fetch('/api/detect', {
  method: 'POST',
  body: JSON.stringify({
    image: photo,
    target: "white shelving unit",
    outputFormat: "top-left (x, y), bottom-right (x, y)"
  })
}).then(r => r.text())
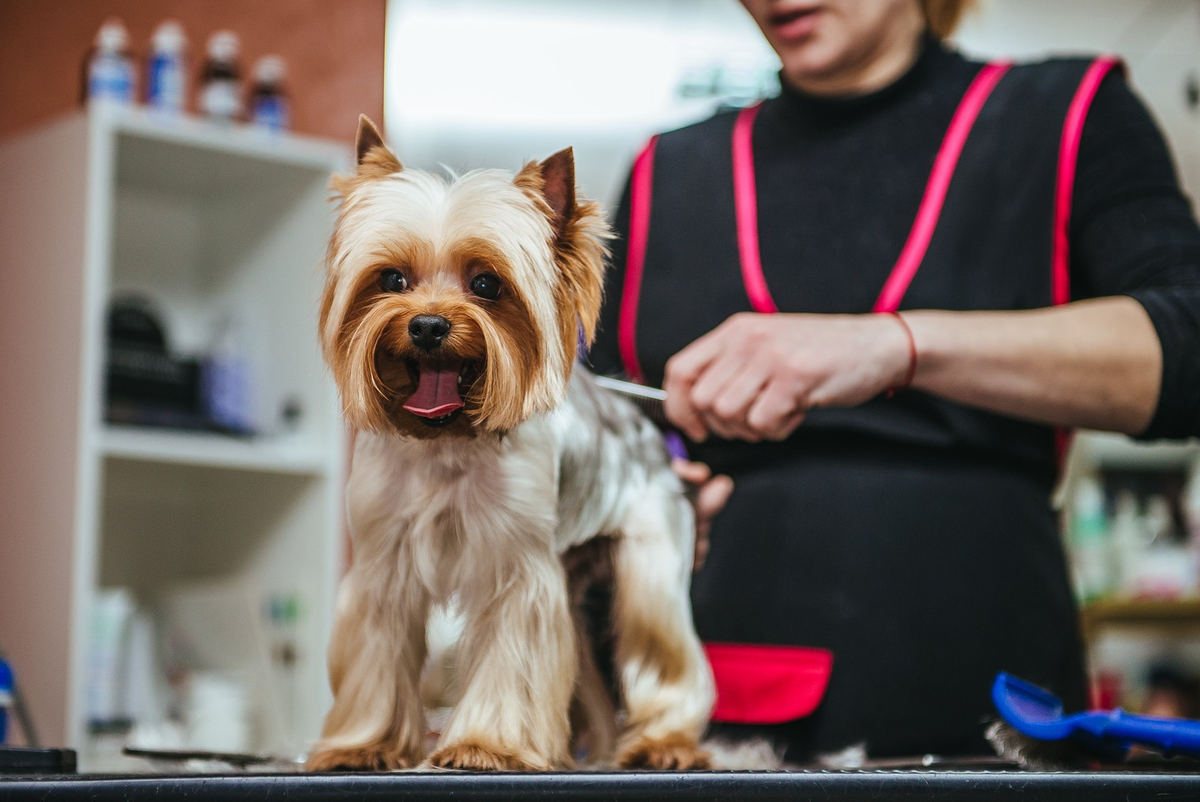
top-left (0, 106), bottom-right (349, 765)
top-left (1070, 431), bottom-right (1200, 473)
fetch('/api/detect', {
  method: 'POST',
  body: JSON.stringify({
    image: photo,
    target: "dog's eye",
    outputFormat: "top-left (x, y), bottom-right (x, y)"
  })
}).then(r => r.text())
top-left (380, 269), bottom-right (408, 293)
top-left (470, 273), bottom-right (501, 300)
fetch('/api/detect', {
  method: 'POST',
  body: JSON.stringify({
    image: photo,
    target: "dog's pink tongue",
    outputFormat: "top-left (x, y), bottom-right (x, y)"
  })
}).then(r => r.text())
top-left (403, 360), bottom-right (464, 418)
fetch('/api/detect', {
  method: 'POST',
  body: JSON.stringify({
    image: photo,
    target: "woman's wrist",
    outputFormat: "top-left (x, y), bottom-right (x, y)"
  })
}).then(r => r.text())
top-left (885, 312), bottom-right (918, 395)
top-left (892, 310), bottom-right (951, 393)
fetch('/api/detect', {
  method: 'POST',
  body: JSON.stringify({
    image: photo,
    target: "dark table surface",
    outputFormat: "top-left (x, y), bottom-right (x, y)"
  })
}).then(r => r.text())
top-left (4, 768), bottom-right (1200, 801)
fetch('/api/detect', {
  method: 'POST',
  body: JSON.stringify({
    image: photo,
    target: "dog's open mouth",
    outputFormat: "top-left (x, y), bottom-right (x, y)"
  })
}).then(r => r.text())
top-left (402, 358), bottom-right (480, 427)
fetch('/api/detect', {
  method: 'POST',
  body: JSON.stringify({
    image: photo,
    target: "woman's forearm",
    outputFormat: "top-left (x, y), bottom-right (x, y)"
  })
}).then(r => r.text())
top-left (904, 297), bottom-right (1162, 435)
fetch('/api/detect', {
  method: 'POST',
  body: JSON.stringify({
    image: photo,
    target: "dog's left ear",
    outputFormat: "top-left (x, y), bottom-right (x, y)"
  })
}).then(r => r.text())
top-left (355, 114), bottom-right (403, 177)
top-left (332, 115), bottom-right (403, 198)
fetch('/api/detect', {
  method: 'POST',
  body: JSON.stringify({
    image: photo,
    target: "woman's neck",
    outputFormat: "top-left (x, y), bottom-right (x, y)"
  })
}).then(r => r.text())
top-left (785, 20), bottom-right (926, 98)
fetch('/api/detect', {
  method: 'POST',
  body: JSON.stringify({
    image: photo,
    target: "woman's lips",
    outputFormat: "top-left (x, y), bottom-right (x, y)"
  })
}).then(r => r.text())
top-left (769, 6), bottom-right (823, 42)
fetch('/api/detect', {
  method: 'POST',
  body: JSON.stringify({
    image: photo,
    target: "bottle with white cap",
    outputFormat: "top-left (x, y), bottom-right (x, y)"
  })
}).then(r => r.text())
top-left (86, 18), bottom-right (136, 106)
top-left (250, 55), bottom-right (290, 133)
top-left (1185, 462), bottom-right (1200, 590)
top-left (199, 31), bottom-right (242, 122)
top-left (1069, 476), bottom-right (1112, 602)
top-left (147, 21), bottom-right (187, 116)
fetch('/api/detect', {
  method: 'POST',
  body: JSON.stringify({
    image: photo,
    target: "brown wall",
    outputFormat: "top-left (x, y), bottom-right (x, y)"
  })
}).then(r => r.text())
top-left (0, 0), bottom-right (385, 143)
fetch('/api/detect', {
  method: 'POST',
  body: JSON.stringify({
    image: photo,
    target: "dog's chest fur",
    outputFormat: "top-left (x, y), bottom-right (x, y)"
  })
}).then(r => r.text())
top-left (347, 369), bottom-right (682, 603)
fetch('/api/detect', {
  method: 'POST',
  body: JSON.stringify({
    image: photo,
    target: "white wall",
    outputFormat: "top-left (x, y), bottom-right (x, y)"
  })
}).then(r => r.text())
top-left (385, 0), bottom-right (777, 211)
top-left (954, 0), bottom-right (1200, 197)
top-left (386, 0), bottom-right (1200, 211)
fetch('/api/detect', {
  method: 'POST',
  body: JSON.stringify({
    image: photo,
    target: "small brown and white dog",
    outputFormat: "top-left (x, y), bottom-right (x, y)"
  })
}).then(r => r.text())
top-left (305, 117), bottom-right (715, 772)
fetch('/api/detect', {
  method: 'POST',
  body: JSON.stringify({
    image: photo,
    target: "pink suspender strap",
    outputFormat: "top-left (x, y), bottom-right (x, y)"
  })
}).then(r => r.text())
top-left (1051, 56), bottom-right (1122, 306)
top-left (621, 60), bottom-right (1018, 380)
top-left (618, 136), bottom-right (659, 383)
top-left (732, 103), bottom-right (779, 313)
top-left (872, 61), bottom-right (1012, 313)
top-left (1051, 55), bottom-right (1122, 465)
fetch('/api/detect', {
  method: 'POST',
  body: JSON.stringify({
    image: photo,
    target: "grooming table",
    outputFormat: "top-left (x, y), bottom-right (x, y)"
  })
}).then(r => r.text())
top-left (3, 768), bottom-right (1200, 801)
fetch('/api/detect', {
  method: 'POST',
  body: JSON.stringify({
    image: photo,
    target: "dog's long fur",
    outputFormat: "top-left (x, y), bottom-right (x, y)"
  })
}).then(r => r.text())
top-left (306, 117), bottom-right (714, 772)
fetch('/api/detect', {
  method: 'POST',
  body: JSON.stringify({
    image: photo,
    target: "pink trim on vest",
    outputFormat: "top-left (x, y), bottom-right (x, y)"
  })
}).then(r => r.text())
top-left (1052, 56), bottom-right (1122, 465)
top-left (618, 137), bottom-right (659, 383)
top-left (1052, 56), bottom-right (1121, 306)
top-left (873, 61), bottom-right (1012, 313)
top-left (727, 63), bottom-right (1012, 318)
top-left (732, 103), bottom-right (779, 313)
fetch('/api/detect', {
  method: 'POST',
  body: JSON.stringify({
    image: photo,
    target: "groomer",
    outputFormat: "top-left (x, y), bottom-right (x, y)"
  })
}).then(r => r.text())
top-left (589, 0), bottom-right (1200, 760)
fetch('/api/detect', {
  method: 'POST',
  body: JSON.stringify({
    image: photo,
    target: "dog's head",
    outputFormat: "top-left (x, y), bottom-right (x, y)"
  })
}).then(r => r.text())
top-left (320, 116), bottom-right (611, 438)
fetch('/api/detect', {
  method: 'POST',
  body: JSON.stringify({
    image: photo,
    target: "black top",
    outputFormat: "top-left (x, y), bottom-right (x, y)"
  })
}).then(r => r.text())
top-left (586, 37), bottom-right (1200, 761)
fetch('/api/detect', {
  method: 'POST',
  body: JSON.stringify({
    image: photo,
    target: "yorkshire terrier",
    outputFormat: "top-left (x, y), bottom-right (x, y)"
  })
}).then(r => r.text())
top-left (305, 116), bottom-right (714, 772)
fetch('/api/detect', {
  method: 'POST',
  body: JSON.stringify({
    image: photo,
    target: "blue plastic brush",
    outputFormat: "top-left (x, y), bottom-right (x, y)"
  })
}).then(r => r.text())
top-left (992, 672), bottom-right (1200, 760)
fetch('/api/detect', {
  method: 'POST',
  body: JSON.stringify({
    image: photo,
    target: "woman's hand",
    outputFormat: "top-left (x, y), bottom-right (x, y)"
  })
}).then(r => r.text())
top-left (672, 459), bottom-right (734, 571)
top-left (663, 312), bottom-right (911, 443)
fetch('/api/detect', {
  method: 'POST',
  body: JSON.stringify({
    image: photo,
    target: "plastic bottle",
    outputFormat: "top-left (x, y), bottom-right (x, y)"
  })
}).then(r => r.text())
top-left (1069, 476), bottom-right (1111, 602)
top-left (86, 18), bottom-right (136, 105)
top-left (198, 31), bottom-right (242, 122)
top-left (0, 659), bottom-right (12, 744)
top-left (1135, 493), bottom-right (1194, 598)
top-left (250, 55), bottom-right (290, 133)
top-left (147, 21), bottom-right (187, 116)
top-left (1184, 466), bottom-right (1200, 589)
top-left (202, 313), bottom-right (254, 434)
top-left (1109, 491), bottom-right (1147, 597)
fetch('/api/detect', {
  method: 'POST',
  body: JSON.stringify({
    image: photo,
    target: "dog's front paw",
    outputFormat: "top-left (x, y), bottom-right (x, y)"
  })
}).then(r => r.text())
top-left (306, 744), bottom-right (419, 772)
top-left (617, 734), bottom-right (711, 770)
top-left (427, 741), bottom-right (548, 772)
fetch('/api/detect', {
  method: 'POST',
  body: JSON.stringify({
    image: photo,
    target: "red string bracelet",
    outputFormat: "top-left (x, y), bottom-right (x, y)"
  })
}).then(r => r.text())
top-left (886, 311), bottom-right (917, 397)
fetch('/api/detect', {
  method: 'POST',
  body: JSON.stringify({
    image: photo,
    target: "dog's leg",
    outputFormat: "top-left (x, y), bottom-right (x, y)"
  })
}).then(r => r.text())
top-left (306, 558), bottom-right (430, 771)
top-left (611, 487), bottom-right (715, 770)
top-left (427, 555), bottom-right (577, 771)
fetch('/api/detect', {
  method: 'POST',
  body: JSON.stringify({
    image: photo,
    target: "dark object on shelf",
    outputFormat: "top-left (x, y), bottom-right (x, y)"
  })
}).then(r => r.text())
top-left (105, 296), bottom-right (204, 430)
top-left (0, 747), bottom-right (75, 775)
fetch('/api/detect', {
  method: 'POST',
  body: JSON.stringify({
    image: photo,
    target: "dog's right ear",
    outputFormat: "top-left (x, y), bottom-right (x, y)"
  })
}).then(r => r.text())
top-left (355, 114), bottom-right (403, 177)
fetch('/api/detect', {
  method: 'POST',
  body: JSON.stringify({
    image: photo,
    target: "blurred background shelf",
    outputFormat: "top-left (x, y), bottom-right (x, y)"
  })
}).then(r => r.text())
top-left (100, 426), bottom-right (328, 476)
top-left (1082, 598), bottom-right (1200, 640)
top-left (1072, 432), bottom-right (1200, 472)
top-left (0, 107), bottom-right (349, 768)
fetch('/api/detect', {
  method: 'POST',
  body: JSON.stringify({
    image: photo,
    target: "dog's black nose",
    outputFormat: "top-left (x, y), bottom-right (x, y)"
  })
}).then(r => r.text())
top-left (409, 315), bottom-right (451, 351)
